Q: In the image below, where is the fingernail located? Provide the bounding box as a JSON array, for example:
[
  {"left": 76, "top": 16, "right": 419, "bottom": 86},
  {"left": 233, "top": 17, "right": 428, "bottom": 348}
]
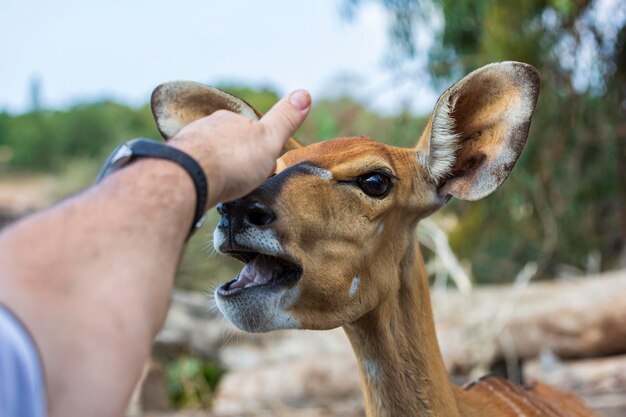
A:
[{"left": 289, "top": 89, "right": 311, "bottom": 111}]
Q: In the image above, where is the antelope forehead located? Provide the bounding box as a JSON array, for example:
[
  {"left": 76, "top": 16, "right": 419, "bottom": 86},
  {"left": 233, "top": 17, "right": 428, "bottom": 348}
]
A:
[
  {"left": 298, "top": 164, "right": 333, "bottom": 180},
  {"left": 258, "top": 161, "right": 334, "bottom": 202},
  {"left": 274, "top": 161, "right": 333, "bottom": 181}
]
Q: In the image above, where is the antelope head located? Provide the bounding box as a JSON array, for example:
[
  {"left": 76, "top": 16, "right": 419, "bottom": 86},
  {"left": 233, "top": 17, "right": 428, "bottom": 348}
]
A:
[{"left": 152, "top": 62, "right": 540, "bottom": 333}]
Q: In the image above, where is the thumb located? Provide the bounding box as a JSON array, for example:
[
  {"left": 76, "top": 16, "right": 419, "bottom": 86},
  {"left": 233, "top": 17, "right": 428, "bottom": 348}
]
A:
[{"left": 260, "top": 90, "right": 311, "bottom": 150}]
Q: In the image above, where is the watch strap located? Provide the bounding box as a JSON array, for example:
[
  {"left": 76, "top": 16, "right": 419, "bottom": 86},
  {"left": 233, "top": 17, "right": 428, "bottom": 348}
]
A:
[{"left": 97, "top": 139, "right": 208, "bottom": 238}]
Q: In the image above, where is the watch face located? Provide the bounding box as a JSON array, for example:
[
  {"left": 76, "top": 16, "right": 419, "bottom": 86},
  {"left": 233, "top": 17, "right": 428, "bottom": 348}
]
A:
[
  {"left": 96, "top": 143, "right": 134, "bottom": 181},
  {"left": 111, "top": 143, "right": 133, "bottom": 166}
]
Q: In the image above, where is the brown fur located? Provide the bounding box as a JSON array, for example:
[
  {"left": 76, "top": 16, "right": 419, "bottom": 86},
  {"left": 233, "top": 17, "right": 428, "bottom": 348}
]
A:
[{"left": 152, "top": 62, "right": 597, "bottom": 417}]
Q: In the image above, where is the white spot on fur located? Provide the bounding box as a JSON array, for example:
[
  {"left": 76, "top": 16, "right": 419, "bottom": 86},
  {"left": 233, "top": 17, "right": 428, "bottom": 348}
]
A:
[
  {"left": 363, "top": 359, "right": 380, "bottom": 381},
  {"left": 425, "top": 96, "right": 461, "bottom": 181},
  {"left": 349, "top": 275, "right": 360, "bottom": 297},
  {"left": 301, "top": 164, "right": 333, "bottom": 180},
  {"left": 377, "top": 224, "right": 384, "bottom": 235}
]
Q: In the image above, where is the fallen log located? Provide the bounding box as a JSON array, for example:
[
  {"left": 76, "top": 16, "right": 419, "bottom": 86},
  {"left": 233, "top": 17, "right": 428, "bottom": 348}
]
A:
[
  {"left": 433, "top": 269, "right": 626, "bottom": 371},
  {"left": 524, "top": 354, "right": 626, "bottom": 417}
]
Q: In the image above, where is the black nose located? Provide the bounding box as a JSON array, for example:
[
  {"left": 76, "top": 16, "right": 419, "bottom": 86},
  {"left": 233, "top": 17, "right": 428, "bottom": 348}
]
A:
[
  {"left": 245, "top": 201, "right": 276, "bottom": 226},
  {"left": 217, "top": 200, "right": 276, "bottom": 229}
]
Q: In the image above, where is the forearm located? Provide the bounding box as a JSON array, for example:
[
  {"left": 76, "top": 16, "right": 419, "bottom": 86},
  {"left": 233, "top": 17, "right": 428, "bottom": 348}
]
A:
[{"left": 0, "top": 159, "right": 195, "bottom": 417}]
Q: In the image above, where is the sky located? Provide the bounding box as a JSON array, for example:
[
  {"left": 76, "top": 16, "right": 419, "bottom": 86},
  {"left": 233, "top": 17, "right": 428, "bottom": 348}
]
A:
[{"left": 0, "top": 0, "right": 439, "bottom": 115}]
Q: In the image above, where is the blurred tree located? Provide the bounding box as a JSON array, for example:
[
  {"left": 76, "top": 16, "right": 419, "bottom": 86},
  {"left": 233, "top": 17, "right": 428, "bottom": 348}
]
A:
[
  {"left": 29, "top": 77, "right": 42, "bottom": 112},
  {"left": 1, "top": 102, "right": 159, "bottom": 171},
  {"left": 342, "top": 0, "right": 626, "bottom": 282}
]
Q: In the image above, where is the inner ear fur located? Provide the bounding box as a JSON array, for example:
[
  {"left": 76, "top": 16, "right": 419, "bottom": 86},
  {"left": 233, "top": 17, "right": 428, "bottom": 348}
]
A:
[
  {"left": 150, "top": 81, "right": 302, "bottom": 153},
  {"left": 416, "top": 61, "right": 540, "bottom": 201}
]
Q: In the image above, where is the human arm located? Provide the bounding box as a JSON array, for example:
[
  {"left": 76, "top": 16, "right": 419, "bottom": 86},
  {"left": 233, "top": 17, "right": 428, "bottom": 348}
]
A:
[{"left": 0, "top": 90, "right": 311, "bottom": 417}]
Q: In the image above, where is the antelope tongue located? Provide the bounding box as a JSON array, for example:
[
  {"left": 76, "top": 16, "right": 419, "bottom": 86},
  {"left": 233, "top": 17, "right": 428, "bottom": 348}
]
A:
[{"left": 230, "top": 255, "right": 276, "bottom": 290}]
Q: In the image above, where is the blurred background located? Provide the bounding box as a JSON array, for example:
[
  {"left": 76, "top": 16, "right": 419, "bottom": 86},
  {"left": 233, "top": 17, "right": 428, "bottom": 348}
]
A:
[{"left": 1, "top": 0, "right": 625, "bottom": 416}]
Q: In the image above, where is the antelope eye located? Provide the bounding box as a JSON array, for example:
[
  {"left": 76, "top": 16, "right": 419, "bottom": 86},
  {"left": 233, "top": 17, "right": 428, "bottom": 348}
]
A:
[{"left": 357, "top": 172, "right": 392, "bottom": 198}]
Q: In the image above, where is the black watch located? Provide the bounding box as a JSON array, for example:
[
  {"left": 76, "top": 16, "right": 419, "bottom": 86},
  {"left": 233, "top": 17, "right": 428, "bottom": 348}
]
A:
[{"left": 96, "top": 138, "right": 208, "bottom": 238}]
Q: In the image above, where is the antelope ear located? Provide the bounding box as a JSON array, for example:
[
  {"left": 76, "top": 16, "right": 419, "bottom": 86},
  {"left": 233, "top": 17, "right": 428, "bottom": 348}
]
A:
[
  {"left": 150, "top": 81, "right": 302, "bottom": 153},
  {"left": 416, "top": 62, "right": 540, "bottom": 201}
]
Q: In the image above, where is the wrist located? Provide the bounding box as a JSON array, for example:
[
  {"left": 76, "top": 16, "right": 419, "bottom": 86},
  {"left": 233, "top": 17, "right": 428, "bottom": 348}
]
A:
[
  {"left": 134, "top": 158, "right": 196, "bottom": 207},
  {"left": 168, "top": 136, "right": 226, "bottom": 209},
  {"left": 97, "top": 139, "right": 209, "bottom": 236},
  {"left": 104, "top": 158, "right": 196, "bottom": 238}
]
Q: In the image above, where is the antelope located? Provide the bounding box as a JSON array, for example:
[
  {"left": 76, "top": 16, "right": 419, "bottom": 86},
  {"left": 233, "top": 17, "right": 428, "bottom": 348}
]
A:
[{"left": 151, "top": 62, "right": 597, "bottom": 416}]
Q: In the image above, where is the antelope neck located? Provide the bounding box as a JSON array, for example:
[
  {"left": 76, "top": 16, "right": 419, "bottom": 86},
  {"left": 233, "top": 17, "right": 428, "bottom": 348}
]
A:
[{"left": 344, "top": 244, "right": 461, "bottom": 417}]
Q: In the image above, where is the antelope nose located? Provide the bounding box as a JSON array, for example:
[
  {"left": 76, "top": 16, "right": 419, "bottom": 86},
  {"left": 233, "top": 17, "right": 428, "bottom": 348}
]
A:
[
  {"left": 244, "top": 201, "right": 276, "bottom": 226},
  {"left": 217, "top": 200, "right": 276, "bottom": 229}
]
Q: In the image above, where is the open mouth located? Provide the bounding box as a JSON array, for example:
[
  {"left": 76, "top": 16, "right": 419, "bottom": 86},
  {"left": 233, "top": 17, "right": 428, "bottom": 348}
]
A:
[{"left": 216, "top": 252, "right": 302, "bottom": 297}]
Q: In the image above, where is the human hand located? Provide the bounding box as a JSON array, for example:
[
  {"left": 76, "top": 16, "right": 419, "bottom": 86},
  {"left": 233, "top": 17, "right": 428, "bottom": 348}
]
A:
[{"left": 168, "top": 89, "right": 311, "bottom": 207}]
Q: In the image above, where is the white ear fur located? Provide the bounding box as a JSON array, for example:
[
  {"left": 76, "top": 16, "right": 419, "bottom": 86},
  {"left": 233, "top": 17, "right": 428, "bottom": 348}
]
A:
[
  {"left": 425, "top": 95, "right": 461, "bottom": 181},
  {"left": 418, "top": 61, "right": 540, "bottom": 201}
]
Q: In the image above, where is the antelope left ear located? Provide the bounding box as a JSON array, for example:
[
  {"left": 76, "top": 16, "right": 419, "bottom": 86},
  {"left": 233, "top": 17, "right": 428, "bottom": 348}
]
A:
[
  {"left": 151, "top": 81, "right": 302, "bottom": 153},
  {"left": 416, "top": 62, "right": 540, "bottom": 201}
]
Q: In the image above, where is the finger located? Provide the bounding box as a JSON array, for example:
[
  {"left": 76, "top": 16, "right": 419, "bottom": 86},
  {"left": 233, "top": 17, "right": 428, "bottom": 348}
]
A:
[{"left": 260, "top": 90, "right": 311, "bottom": 152}]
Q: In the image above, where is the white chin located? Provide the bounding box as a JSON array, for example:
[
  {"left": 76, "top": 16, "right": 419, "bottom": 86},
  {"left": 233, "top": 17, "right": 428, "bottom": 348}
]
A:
[{"left": 214, "top": 286, "right": 300, "bottom": 333}]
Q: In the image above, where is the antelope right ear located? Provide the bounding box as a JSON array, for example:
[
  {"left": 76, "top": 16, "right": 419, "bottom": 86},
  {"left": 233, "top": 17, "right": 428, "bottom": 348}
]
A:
[
  {"left": 416, "top": 62, "right": 540, "bottom": 201},
  {"left": 150, "top": 81, "right": 302, "bottom": 153}
]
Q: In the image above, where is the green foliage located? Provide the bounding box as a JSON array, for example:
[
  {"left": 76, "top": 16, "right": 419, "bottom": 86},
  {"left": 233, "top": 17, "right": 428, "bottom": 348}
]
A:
[
  {"left": 0, "top": 102, "right": 160, "bottom": 171},
  {"left": 164, "top": 356, "right": 225, "bottom": 409}
]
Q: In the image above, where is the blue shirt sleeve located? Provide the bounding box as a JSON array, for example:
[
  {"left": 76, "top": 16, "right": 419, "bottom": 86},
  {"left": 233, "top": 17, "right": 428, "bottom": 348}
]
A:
[{"left": 0, "top": 305, "right": 47, "bottom": 417}]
